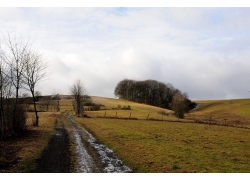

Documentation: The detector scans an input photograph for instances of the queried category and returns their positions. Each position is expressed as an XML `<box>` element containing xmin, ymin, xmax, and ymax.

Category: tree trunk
<box><xmin>77</xmin><ymin>100</ymin><xmax>81</xmax><ymax>117</ymax></box>
<box><xmin>31</xmin><ymin>90</ymin><xmax>39</xmax><ymax>126</ymax></box>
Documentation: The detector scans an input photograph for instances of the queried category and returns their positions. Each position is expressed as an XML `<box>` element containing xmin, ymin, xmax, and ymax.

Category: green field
<box><xmin>71</xmin><ymin>97</ymin><xmax>250</xmax><ymax>173</ymax></box>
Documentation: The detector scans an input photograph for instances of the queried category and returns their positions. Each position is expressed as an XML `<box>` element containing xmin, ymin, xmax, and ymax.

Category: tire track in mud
<box><xmin>64</xmin><ymin>115</ymin><xmax>132</xmax><ymax>173</ymax></box>
<box><xmin>33</xmin><ymin>118</ymin><xmax>71</xmax><ymax>173</ymax></box>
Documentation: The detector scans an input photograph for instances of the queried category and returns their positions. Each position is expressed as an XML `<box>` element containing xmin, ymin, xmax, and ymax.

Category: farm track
<box><xmin>33</xmin><ymin>114</ymin><xmax>132</xmax><ymax>173</ymax></box>
<box><xmin>33</xmin><ymin>117</ymin><xmax>71</xmax><ymax>173</ymax></box>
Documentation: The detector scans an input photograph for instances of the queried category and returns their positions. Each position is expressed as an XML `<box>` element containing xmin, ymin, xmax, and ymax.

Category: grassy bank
<box><xmin>188</xmin><ymin>99</ymin><xmax>250</xmax><ymax>128</ymax></box>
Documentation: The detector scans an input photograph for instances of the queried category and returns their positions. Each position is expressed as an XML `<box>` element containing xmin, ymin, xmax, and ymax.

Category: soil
<box><xmin>32</xmin><ymin>119</ymin><xmax>71</xmax><ymax>173</ymax></box>
<box><xmin>0</xmin><ymin>129</ymin><xmax>42</xmax><ymax>173</ymax></box>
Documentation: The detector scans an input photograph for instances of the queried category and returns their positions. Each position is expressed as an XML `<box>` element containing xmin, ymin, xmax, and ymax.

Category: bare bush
<box><xmin>70</xmin><ymin>79</ymin><xmax>87</xmax><ymax>117</ymax></box>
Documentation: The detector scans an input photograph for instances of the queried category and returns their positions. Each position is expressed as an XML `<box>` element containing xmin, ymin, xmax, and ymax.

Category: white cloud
<box><xmin>2</xmin><ymin>7</ymin><xmax>250</xmax><ymax>100</ymax></box>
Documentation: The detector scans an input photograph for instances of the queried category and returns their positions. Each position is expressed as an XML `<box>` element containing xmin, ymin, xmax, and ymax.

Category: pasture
<box><xmin>187</xmin><ymin>99</ymin><xmax>250</xmax><ymax>128</ymax></box>
<box><xmin>72</xmin><ymin>97</ymin><xmax>250</xmax><ymax>172</ymax></box>
<box><xmin>1</xmin><ymin>96</ymin><xmax>250</xmax><ymax>173</ymax></box>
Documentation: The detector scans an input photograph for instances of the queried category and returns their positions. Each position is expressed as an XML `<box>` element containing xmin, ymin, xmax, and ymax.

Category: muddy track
<box><xmin>33</xmin><ymin>118</ymin><xmax>71</xmax><ymax>173</ymax></box>
<box><xmin>33</xmin><ymin>114</ymin><xmax>132</xmax><ymax>173</ymax></box>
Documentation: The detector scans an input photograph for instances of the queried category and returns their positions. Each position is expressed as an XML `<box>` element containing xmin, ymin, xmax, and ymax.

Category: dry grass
<box><xmin>73</xmin><ymin>116</ymin><xmax>250</xmax><ymax>172</ymax></box>
<box><xmin>0</xmin><ymin>111</ymin><xmax>59</xmax><ymax>172</ymax></box>
<box><xmin>187</xmin><ymin>99</ymin><xmax>250</xmax><ymax>128</ymax></box>
<box><xmin>85</xmin><ymin>96</ymin><xmax>177</xmax><ymax>121</ymax></box>
<box><xmin>2</xmin><ymin>96</ymin><xmax>250</xmax><ymax>173</ymax></box>
<box><xmin>59</xmin><ymin>99</ymin><xmax>74</xmax><ymax>112</ymax></box>
<box><xmin>72</xmin><ymin>97</ymin><xmax>250</xmax><ymax>173</ymax></box>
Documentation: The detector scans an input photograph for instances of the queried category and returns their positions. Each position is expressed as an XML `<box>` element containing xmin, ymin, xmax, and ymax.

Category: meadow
<box><xmin>187</xmin><ymin>99</ymin><xmax>250</xmax><ymax>128</ymax></box>
<box><xmin>1</xmin><ymin>96</ymin><xmax>250</xmax><ymax>173</ymax></box>
<box><xmin>72</xmin><ymin>97</ymin><xmax>250</xmax><ymax>172</ymax></box>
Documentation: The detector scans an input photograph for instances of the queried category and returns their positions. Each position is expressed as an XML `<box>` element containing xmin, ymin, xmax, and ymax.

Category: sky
<box><xmin>1</xmin><ymin>2</ymin><xmax>250</xmax><ymax>100</ymax></box>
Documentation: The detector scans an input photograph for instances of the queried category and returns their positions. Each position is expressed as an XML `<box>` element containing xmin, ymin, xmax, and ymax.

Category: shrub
<box><xmin>92</xmin><ymin>104</ymin><xmax>100</xmax><ymax>111</ymax></box>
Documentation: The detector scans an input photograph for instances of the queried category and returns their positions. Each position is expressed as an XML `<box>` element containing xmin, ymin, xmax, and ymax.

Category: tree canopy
<box><xmin>114</xmin><ymin>79</ymin><xmax>196</xmax><ymax>112</ymax></box>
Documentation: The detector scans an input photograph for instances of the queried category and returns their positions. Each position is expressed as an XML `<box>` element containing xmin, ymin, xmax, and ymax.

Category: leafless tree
<box><xmin>39</xmin><ymin>96</ymin><xmax>52</xmax><ymax>112</ymax></box>
<box><xmin>1</xmin><ymin>33</ymin><xmax>30</xmax><ymax>131</ymax></box>
<box><xmin>2</xmin><ymin>33</ymin><xmax>30</xmax><ymax>101</ymax></box>
<box><xmin>0</xmin><ymin>61</ymin><xmax>10</xmax><ymax>138</ymax></box>
<box><xmin>70</xmin><ymin>79</ymin><xmax>86</xmax><ymax>117</ymax></box>
<box><xmin>35</xmin><ymin>90</ymin><xmax>42</xmax><ymax>102</ymax></box>
<box><xmin>23</xmin><ymin>51</ymin><xmax>49</xmax><ymax>126</ymax></box>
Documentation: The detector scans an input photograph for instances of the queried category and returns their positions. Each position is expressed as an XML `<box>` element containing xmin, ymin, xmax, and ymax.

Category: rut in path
<box><xmin>33</xmin><ymin>118</ymin><xmax>71</xmax><ymax>173</ymax></box>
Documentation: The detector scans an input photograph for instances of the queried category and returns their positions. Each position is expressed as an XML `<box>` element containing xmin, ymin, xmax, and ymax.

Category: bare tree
<box><xmin>1</xmin><ymin>33</ymin><xmax>30</xmax><ymax>131</ymax></box>
<box><xmin>40</xmin><ymin>96</ymin><xmax>52</xmax><ymax>112</ymax></box>
<box><xmin>0</xmin><ymin>54</ymin><xmax>26</xmax><ymax>138</ymax></box>
<box><xmin>70</xmin><ymin>79</ymin><xmax>86</xmax><ymax>117</ymax></box>
<box><xmin>23</xmin><ymin>51</ymin><xmax>48</xmax><ymax>126</ymax></box>
<box><xmin>35</xmin><ymin>90</ymin><xmax>42</xmax><ymax>102</ymax></box>
<box><xmin>2</xmin><ymin>33</ymin><xmax>30</xmax><ymax>101</ymax></box>
<box><xmin>0</xmin><ymin>61</ymin><xmax>10</xmax><ymax>138</ymax></box>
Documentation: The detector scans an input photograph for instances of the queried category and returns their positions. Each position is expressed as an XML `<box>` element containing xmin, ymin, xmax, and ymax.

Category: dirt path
<box><xmin>33</xmin><ymin>118</ymin><xmax>71</xmax><ymax>173</ymax></box>
<box><xmin>33</xmin><ymin>114</ymin><xmax>132</xmax><ymax>173</ymax></box>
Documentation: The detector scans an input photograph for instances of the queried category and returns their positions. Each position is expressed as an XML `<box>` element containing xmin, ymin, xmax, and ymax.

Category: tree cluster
<box><xmin>114</xmin><ymin>79</ymin><xmax>196</xmax><ymax>118</ymax></box>
<box><xmin>0</xmin><ymin>33</ymin><xmax>48</xmax><ymax>139</ymax></box>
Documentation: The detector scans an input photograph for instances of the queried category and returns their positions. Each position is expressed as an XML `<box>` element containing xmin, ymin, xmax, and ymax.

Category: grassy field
<box><xmin>0</xmin><ymin>111</ymin><xmax>59</xmax><ymax>173</ymax></box>
<box><xmin>84</xmin><ymin>96</ymin><xmax>177</xmax><ymax>121</ymax></box>
<box><xmin>187</xmin><ymin>99</ymin><xmax>250</xmax><ymax>128</ymax></box>
<box><xmin>1</xmin><ymin>96</ymin><xmax>250</xmax><ymax>173</ymax></box>
<box><xmin>72</xmin><ymin>97</ymin><xmax>250</xmax><ymax>173</ymax></box>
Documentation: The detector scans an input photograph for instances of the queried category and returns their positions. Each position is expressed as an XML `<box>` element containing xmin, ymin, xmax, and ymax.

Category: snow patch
<box><xmin>67</xmin><ymin>116</ymin><xmax>132</xmax><ymax>173</ymax></box>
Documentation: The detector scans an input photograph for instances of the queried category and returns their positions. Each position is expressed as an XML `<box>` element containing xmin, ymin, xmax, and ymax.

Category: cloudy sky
<box><xmin>1</xmin><ymin>3</ymin><xmax>250</xmax><ymax>100</ymax></box>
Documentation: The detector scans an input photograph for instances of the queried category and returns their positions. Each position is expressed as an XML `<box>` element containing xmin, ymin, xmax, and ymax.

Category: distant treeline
<box><xmin>114</xmin><ymin>79</ymin><xmax>196</xmax><ymax>110</ymax></box>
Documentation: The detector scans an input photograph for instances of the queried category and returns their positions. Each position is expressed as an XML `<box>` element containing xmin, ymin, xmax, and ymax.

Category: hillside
<box><xmin>74</xmin><ymin>96</ymin><xmax>250</xmax><ymax>129</ymax></box>
<box><xmin>70</xmin><ymin>96</ymin><xmax>250</xmax><ymax>172</ymax></box>
<box><xmin>187</xmin><ymin>99</ymin><xmax>250</xmax><ymax>128</ymax></box>
<box><xmin>59</xmin><ymin>96</ymin><xmax>178</xmax><ymax>121</ymax></box>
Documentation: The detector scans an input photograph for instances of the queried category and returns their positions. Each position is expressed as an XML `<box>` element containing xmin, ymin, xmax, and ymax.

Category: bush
<box><xmin>122</xmin><ymin>105</ymin><xmax>131</xmax><ymax>110</ymax></box>
<box><xmin>92</xmin><ymin>104</ymin><xmax>100</xmax><ymax>111</ymax></box>
<box><xmin>0</xmin><ymin>103</ymin><xmax>27</xmax><ymax>139</ymax></box>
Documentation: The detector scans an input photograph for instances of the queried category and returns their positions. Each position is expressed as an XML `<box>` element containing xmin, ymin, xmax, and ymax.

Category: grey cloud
<box><xmin>2</xmin><ymin>7</ymin><xmax>250</xmax><ymax>100</ymax></box>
